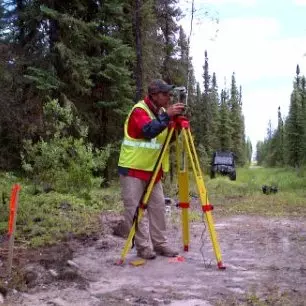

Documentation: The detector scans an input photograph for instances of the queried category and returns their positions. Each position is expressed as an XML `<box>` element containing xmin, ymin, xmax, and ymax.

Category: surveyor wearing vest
<box><xmin>118</xmin><ymin>79</ymin><xmax>185</xmax><ymax>260</ymax></box>
<box><xmin>119</xmin><ymin>100</ymin><xmax>170</xmax><ymax>173</ymax></box>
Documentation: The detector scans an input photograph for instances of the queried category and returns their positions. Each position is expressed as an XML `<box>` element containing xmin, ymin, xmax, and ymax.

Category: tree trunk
<box><xmin>16</xmin><ymin>0</ymin><xmax>25</xmax><ymax>46</ymax></box>
<box><xmin>135</xmin><ymin>0</ymin><xmax>143</xmax><ymax>102</ymax></box>
<box><xmin>162</xmin><ymin>1</ymin><xmax>171</xmax><ymax>83</ymax></box>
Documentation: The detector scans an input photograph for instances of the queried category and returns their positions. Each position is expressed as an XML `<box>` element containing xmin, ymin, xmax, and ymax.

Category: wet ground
<box><xmin>2</xmin><ymin>209</ymin><xmax>306</xmax><ymax>306</ymax></box>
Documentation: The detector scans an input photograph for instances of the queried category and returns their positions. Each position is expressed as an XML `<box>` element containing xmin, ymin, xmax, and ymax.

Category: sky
<box><xmin>179</xmin><ymin>0</ymin><xmax>306</xmax><ymax>150</ymax></box>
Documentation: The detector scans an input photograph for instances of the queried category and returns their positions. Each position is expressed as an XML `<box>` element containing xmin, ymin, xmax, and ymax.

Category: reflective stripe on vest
<box><xmin>122</xmin><ymin>139</ymin><xmax>162</xmax><ymax>150</ymax></box>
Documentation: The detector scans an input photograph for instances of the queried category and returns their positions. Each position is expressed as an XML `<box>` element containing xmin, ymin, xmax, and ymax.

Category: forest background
<box><xmin>1</xmin><ymin>2</ymin><xmax>306</xmax><ymax>302</ymax></box>
<box><xmin>0</xmin><ymin>0</ymin><xmax>305</xmax><ymax>193</ymax></box>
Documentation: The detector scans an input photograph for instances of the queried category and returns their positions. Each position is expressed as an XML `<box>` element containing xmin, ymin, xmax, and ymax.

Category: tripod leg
<box><xmin>118</xmin><ymin>126</ymin><xmax>175</xmax><ymax>264</ymax></box>
<box><xmin>176</xmin><ymin>131</ymin><xmax>190</xmax><ymax>251</ymax></box>
<box><xmin>181</xmin><ymin>128</ymin><xmax>225</xmax><ymax>269</ymax></box>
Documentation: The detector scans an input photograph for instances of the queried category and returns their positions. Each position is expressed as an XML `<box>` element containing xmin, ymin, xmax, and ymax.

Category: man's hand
<box><xmin>166</xmin><ymin>103</ymin><xmax>185</xmax><ymax>117</ymax></box>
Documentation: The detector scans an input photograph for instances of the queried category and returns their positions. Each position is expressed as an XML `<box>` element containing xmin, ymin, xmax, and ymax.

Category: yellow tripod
<box><xmin>118</xmin><ymin>116</ymin><xmax>225</xmax><ymax>270</ymax></box>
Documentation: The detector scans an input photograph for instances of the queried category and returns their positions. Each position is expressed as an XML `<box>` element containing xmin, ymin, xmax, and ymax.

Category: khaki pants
<box><xmin>119</xmin><ymin>175</ymin><xmax>167</xmax><ymax>251</ymax></box>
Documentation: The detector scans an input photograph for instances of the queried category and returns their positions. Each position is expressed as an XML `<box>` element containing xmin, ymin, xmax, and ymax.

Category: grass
<box><xmin>1</xmin><ymin>166</ymin><xmax>306</xmax><ymax>248</ymax></box>
<box><xmin>164</xmin><ymin>166</ymin><xmax>306</xmax><ymax>217</ymax></box>
<box><xmin>216</xmin><ymin>286</ymin><xmax>305</xmax><ymax>306</ymax></box>
<box><xmin>0</xmin><ymin>172</ymin><xmax>124</xmax><ymax>247</ymax></box>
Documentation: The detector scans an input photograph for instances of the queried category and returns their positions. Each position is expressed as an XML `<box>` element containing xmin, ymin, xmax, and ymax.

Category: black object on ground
<box><xmin>262</xmin><ymin>185</ymin><xmax>278</xmax><ymax>195</ymax></box>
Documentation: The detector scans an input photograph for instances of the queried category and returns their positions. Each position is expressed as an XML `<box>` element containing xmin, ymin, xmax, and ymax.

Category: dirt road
<box><xmin>4</xmin><ymin>211</ymin><xmax>306</xmax><ymax>306</ymax></box>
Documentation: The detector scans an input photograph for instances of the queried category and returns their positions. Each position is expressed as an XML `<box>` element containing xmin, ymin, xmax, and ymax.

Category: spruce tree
<box><xmin>174</xmin><ymin>26</ymin><xmax>189</xmax><ymax>86</ymax></box>
<box><xmin>155</xmin><ymin>0</ymin><xmax>182</xmax><ymax>83</ymax></box>
<box><xmin>124</xmin><ymin>0</ymin><xmax>163</xmax><ymax>100</ymax></box>
<box><xmin>200</xmin><ymin>50</ymin><xmax>212</xmax><ymax>153</ymax></box>
<box><xmin>285</xmin><ymin>66</ymin><xmax>304</xmax><ymax>167</ymax></box>
<box><xmin>0</xmin><ymin>0</ymin><xmax>46</xmax><ymax>167</ymax></box>
<box><xmin>141</xmin><ymin>0</ymin><xmax>165</xmax><ymax>90</ymax></box>
<box><xmin>209</xmin><ymin>72</ymin><xmax>220</xmax><ymax>151</ymax></box>
<box><xmin>134</xmin><ymin>0</ymin><xmax>143</xmax><ymax>101</ymax></box>
<box><xmin>219</xmin><ymin>89</ymin><xmax>232</xmax><ymax>150</ymax></box>
<box><xmin>256</xmin><ymin>141</ymin><xmax>265</xmax><ymax>165</ymax></box>
<box><xmin>190</xmin><ymin>82</ymin><xmax>202</xmax><ymax>142</ymax></box>
<box><xmin>286</xmin><ymin>93</ymin><xmax>303</xmax><ymax>167</ymax></box>
<box><xmin>229</xmin><ymin>72</ymin><xmax>244</xmax><ymax>165</ymax></box>
<box><xmin>245</xmin><ymin>137</ymin><xmax>252</xmax><ymax>164</ymax></box>
<box><xmin>275</xmin><ymin>106</ymin><xmax>285</xmax><ymax>166</ymax></box>
<box><xmin>0</xmin><ymin>0</ymin><xmax>135</xmax><ymax>175</ymax></box>
<box><xmin>300</xmin><ymin>76</ymin><xmax>306</xmax><ymax>164</ymax></box>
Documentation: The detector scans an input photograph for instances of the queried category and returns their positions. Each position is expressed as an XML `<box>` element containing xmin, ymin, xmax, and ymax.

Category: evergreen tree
<box><xmin>0</xmin><ymin>0</ymin><xmax>135</xmax><ymax>173</ymax></box>
<box><xmin>209</xmin><ymin>72</ymin><xmax>220</xmax><ymax>151</ymax></box>
<box><xmin>195</xmin><ymin>82</ymin><xmax>201</xmax><ymax>104</ymax></box>
<box><xmin>245</xmin><ymin>137</ymin><xmax>252</xmax><ymax>164</ymax></box>
<box><xmin>214</xmin><ymin>66</ymin><xmax>306</xmax><ymax>169</ymax></box>
<box><xmin>155</xmin><ymin>0</ymin><xmax>182</xmax><ymax>83</ymax></box>
<box><xmin>134</xmin><ymin>0</ymin><xmax>143</xmax><ymax>101</ymax></box>
<box><xmin>275</xmin><ymin>106</ymin><xmax>285</xmax><ymax>166</ymax></box>
<box><xmin>285</xmin><ymin>66</ymin><xmax>304</xmax><ymax>167</ymax></box>
<box><xmin>203</xmin><ymin>50</ymin><xmax>210</xmax><ymax>95</ymax></box>
<box><xmin>190</xmin><ymin>82</ymin><xmax>202</xmax><ymax>142</ymax></box>
<box><xmin>300</xmin><ymin>76</ymin><xmax>306</xmax><ymax>163</ymax></box>
<box><xmin>200</xmin><ymin>50</ymin><xmax>212</xmax><ymax>153</ymax></box>
<box><xmin>175</xmin><ymin>26</ymin><xmax>188</xmax><ymax>86</ymax></box>
<box><xmin>219</xmin><ymin>89</ymin><xmax>232</xmax><ymax>150</ymax></box>
<box><xmin>267</xmin><ymin>120</ymin><xmax>273</xmax><ymax>141</ymax></box>
<box><xmin>124</xmin><ymin>0</ymin><xmax>164</xmax><ymax>99</ymax></box>
<box><xmin>256</xmin><ymin>140</ymin><xmax>265</xmax><ymax>165</ymax></box>
<box><xmin>0</xmin><ymin>0</ymin><xmax>46</xmax><ymax>167</ymax></box>
<box><xmin>229</xmin><ymin>72</ymin><xmax>244</xmax><ymax>165</ymax></box>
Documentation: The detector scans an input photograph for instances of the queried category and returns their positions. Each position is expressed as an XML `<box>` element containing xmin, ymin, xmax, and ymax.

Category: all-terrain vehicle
<box><xmin>210</xmin><ymin>151</ymin><xmax>236</xmax><ymax>181</ymax></box>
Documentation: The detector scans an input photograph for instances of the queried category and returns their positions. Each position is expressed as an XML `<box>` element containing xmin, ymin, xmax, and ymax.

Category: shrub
<box><xmin>21</xmin><ymin>99</ymin><xmax>109</xmax><ymax>193</ymax></box>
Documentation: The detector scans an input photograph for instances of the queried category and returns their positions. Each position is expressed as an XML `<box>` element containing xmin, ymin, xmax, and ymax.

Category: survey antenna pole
<box><xmin>185</xmin><ymin>0</ymin><xmax>195</xmax><ymax>106</ymax></box>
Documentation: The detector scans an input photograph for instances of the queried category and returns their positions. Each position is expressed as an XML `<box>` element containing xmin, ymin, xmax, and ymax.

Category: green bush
<box><xmin>21</xmin><ymin>99</ymin><xmax>110</xmax><ymax>193</ymax></box>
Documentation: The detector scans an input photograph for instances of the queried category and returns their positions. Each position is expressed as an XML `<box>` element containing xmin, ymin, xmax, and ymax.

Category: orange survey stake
<box><xmin>8</xmin><ymin>184</ymin><xmax>21</xmax><ymax>235</ymax></box>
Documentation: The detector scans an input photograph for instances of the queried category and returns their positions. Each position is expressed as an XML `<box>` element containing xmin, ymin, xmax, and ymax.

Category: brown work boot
<box><xmin>137</xmin><ymin>248</ymin><xmax>156</xmax><ymax>260</ymax></box>
<box><xmin>154</xmin><ymin>245</ymin><xmax>179</xmax><ymax>257</ymax></box>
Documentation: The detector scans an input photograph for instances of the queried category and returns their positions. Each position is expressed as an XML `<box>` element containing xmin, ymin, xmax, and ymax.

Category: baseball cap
<box><xmin>148</xmin><ymin>79</ymin><xmax>175</xmax><ymax>94</ymax></box>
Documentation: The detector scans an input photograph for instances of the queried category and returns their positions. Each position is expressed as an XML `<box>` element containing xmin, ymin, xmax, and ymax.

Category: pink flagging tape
<box><xmin>168</xmin><ymin>256</ymin><xmax>185</xmax><ymax>263</ymax></box>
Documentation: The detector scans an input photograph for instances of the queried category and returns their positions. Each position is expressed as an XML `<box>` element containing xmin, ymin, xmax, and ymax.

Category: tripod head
<box><xmin>170</xmin><ymin>114</ymin><xmax>190</xmax><ymax>129</ymax></box>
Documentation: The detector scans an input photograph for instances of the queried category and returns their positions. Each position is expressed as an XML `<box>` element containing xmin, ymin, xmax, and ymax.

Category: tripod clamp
<box><xmin>169</xmin><ymin>115</ymin><xmax>190</xmax><ymax>130</ymax></box>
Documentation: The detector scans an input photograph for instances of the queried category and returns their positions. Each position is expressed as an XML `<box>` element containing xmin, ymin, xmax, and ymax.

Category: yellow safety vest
<box><xmin>118</xmin><ymin>101</ymin><xmax>169</xmax><ymax>172</ymax></box>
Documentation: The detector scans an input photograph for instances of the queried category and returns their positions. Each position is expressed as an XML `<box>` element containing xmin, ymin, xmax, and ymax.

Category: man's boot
<box><xmin>154</xmin><ymin>245</ymin><xmax>178</xmax><ymax>257</ymax></box>
<box><xmin>137</xmin><ymin>247</ymin><xmax>157</xmax><ymax>260</ymax></box>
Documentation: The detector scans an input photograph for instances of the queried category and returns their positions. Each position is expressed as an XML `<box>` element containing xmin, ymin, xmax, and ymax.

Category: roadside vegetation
<box><xmin>0</xmin><ymin>172</ymin><xmax>123</xmax><ymax>248</ymax></box>
<box><xmin>1</xmin><ymin>165</ymin><xmax>306</xmax><ymax>248</ymax></box>
<box><xmin>207</xmin><ymin>167</ymin><xmax>306</xmax><ymax>217</ymax></box>
<box><xmin>163</xmin><ymin>165</ymin><xmax>306</xmax><ymax>222</ymax></box>
<box><xmin>0</xmin><ymin>100</ymin><xmax>122</xmax><ymax>248</ymax></box>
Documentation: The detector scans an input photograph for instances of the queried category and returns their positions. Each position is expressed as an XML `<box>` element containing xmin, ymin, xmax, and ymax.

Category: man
<box><xmin>118</xmin><ymin>79</ymin><xmax>185</xmax><ymax>260</ymax></box>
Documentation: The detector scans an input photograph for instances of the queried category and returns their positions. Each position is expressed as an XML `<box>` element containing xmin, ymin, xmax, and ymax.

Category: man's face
<box><xmin>152</xmin><ymin>91</ymin><xmax>172</xmax><ymax>108</ymax></box>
